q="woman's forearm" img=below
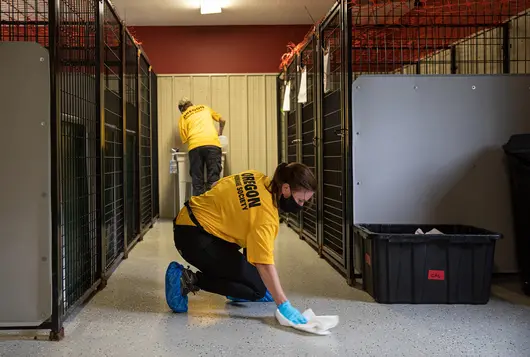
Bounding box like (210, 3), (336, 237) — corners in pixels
(218, 118), (226, 136)
(255, 263), (288, 306)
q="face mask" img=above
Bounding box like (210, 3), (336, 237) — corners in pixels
(279, 194), (303, 213)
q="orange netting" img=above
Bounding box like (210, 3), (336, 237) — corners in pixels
(279, 0), (530, 72)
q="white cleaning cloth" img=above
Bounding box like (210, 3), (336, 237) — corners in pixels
(415, 228), (444, 235)
(275, 308), (339, 336)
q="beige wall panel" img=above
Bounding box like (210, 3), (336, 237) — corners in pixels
(228, 76), (249, 174)
(173, 76), (192, 107)
(420, 49), (452, 74)
(247, 76), (268, 174)
(511, 15), (530, 74)
(211, 76), (230, 136)
(192, 76), (211, 106)
(157, 76), (176, 219)
(265, 75), (279, 177)
(435, 50), (452, 74)
(172, 76), (191, 148)
(456, 28), (502, 74)
(403, 65), (416, 75)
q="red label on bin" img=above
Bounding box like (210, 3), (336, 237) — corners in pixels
(428, 270), (445, 281)
(365, 253), (371, 266)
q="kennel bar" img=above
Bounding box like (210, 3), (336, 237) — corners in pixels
(285, 58), (302, 231)
(102, 0), (125, 275)
(139, 52), (153, 233)
(152, 70), (160, 220)
(299, 34), (319, 250)
(124, 28), (141, 251)
(276, 71), (288, 222)
(317, 2), (352, 279)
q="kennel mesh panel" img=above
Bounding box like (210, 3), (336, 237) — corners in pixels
(102, 0), (124, 269)
(300, 36), (318, 244)
(139, 54), (152, 230)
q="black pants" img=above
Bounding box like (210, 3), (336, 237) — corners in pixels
(188, 145), (222, 196)
(173, 223), (267, 301)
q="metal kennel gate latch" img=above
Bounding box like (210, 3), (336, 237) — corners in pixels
(334, 128), (348, 137)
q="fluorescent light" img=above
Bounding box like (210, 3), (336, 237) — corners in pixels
(200, 0), (222, 14)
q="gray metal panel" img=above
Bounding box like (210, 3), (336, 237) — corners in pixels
(0, 42), (52, 326)
(352, 75), (530, 273)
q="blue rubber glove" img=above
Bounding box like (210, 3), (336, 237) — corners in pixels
(278, 301), (308, 325)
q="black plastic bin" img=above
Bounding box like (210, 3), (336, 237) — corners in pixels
(354, 224), (502, 304)
(503, 134), (530, 296)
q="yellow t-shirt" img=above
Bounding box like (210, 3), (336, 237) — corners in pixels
(178, 105), (222, 151)
(175, 170), (279, 265)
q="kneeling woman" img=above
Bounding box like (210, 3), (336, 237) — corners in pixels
(166, 162), (316, 325)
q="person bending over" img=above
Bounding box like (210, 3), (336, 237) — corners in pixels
(165, 162), (316, 325)
(178, 97), (227, 196)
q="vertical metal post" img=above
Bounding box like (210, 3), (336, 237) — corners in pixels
(276, 74), (283, 166)
(503, 23), (511, 74)
(137, 47), (143, 237)
(450, 46), (457, 74)
(416, 61), (421, 74)
(48, 0), (64, 340)
(295, 53), (304, 237)
(341, 0), (354, 286)
(151, 70), (159, 220)
(121, 22), (129, 257)
(310, 36), (318, 246)
(295, 54), (302, 165)
(148, 65), (154, 228)
(316, 21), (324, 258)
(96, 0), (107, 281)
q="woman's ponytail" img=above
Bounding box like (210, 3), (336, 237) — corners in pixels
(269, 162), (289, 204)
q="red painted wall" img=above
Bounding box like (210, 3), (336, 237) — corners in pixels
(129, 25), (310, 74)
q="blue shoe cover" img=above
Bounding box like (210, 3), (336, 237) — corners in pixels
(227, 290), (274, 303)
(165, 261), (189, 313)
(258, 290), (274, 302)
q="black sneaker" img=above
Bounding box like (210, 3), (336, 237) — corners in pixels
(181, 266), (200, 296)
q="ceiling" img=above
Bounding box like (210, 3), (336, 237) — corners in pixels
(110, 0), (338, 26)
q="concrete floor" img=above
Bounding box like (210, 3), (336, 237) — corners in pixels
(1, 221), (530, 357)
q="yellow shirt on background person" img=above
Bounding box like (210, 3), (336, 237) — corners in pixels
(175, 170), (280, 265)
(178, 105), (222, 151)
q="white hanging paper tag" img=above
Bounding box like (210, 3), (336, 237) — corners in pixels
(298, 67), (307, 104)
(282, 82), (291, 112)
(323, 52), (331, 93)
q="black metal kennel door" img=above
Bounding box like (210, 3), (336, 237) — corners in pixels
(286, 60), (301, 231)
(125, 31), (140, 245)
(276, 73), (289, 222)
(139, 54), (153, 231)
(103, 0), (125, 270)
(319, 7), (348, 271)
(299, 37), (318, 247)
